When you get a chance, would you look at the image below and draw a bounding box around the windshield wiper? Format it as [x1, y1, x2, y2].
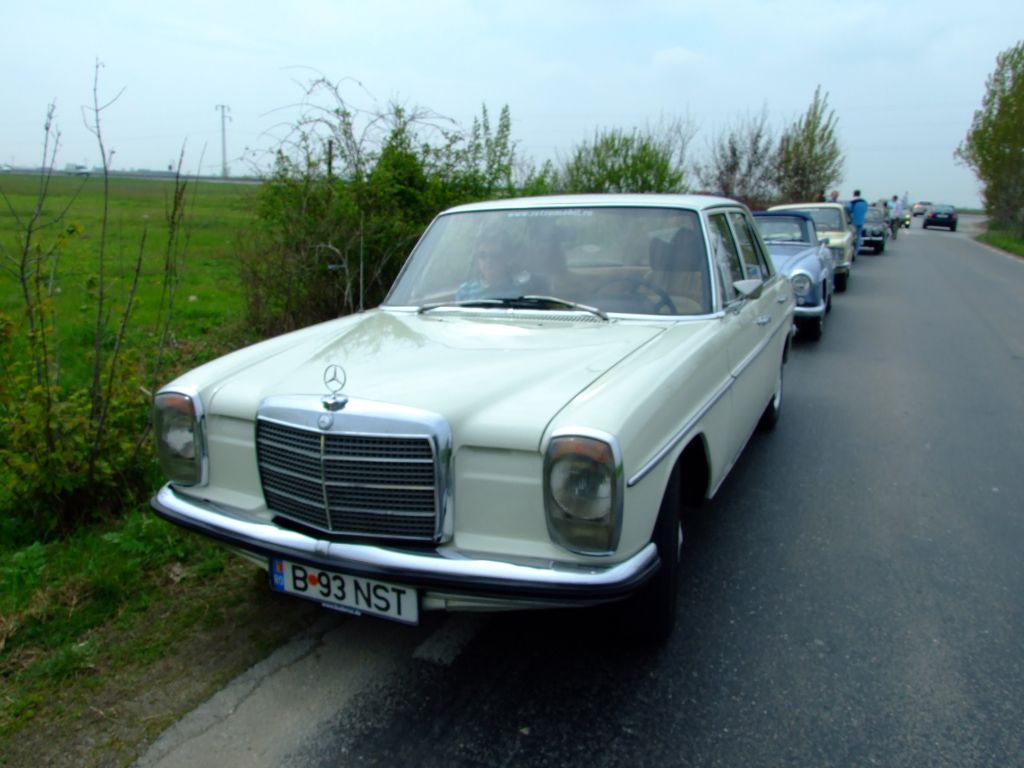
[418, 295, 608, 321]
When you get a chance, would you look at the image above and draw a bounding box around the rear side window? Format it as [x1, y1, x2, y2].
[708, 213, 743, 303]
[727, 211, 772, 281]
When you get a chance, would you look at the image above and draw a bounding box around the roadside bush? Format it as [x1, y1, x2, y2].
[0, 341, 157, 546]
[239, 82, 531, 335]
[0, 83, 191, 545]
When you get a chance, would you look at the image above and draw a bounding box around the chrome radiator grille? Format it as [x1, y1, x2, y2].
[256, 419, 440, 541]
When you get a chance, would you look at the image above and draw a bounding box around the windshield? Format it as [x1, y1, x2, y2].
[755, 217, 811, 243]
[865, 208, 886, 223]
[784, 207, 843, 232]
[385, 206, 713, 316]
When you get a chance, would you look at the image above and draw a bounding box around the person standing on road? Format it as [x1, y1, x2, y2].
[888, 195, 904, 239]
[848, 190, 869, 254]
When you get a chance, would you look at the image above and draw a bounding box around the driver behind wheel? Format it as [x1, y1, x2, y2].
[645, 226, 710, 314]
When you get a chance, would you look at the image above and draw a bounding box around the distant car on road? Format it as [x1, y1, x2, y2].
[862, 206, 889, 254]
[922, 204, 958, 231]
[911, 201, 932, 217]
[754, 211, 834, 341]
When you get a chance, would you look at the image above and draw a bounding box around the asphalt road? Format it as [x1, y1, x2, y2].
[137, 218, 1024, 768]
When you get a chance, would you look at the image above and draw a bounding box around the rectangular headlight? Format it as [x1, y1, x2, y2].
[544, 433, 622, 554]
[153, 391, 206, 486]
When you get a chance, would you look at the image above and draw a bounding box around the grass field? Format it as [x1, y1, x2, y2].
[0, 171, 259, 384]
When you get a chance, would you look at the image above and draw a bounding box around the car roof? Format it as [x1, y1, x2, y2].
[768, 202, 846, 212]
[441, 193, 744, 215]
[753, 210, 815, 223]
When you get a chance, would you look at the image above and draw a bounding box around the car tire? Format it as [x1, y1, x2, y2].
[835, 272, 848, 292]
[951, 224, 957, 232]
[797, 315, 823, 341]
[758, 359, 784, 431]
[619, 469, 683, 643]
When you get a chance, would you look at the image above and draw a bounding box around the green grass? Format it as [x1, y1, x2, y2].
[0, 172, 258, 383]
[977, 227, 1024, 258]
[1, 510, 224, 719]
[0, 513, 316, 766]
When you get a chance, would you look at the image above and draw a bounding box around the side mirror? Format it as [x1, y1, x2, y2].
[734, 279, 764, 299]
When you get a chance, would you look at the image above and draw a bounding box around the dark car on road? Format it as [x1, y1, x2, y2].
[923, 205, 958, 231]
[862, 206, 889, 253]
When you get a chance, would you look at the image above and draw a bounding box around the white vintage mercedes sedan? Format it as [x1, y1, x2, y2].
[151, 194, 794, 640]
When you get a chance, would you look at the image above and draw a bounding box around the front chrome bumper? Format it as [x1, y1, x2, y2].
[151, 484, 660, 610]
[793, 303, 825, 319]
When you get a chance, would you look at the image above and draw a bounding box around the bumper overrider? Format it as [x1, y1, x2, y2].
[793, 302, 825, 319]
[151, 484, 660, 609]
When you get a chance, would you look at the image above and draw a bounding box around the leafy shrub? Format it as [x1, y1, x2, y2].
[0, 340, 158, 546]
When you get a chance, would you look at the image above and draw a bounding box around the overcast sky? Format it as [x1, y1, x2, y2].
[3, 0, 1020, 208]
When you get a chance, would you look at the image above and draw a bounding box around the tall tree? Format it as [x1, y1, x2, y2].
[559, 119, 695, 193]
[955, 41, 1024, 233]
[774, 86, 844, 203]
[695, 107, 777, 209]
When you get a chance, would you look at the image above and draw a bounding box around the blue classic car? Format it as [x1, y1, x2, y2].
[753, 211, 834, 341]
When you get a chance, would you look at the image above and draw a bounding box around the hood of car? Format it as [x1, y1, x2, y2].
[175, 309, 674, 451]
[765, 243, 820, 274]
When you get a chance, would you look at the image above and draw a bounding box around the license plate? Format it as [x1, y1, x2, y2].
[269, 557, 419, 625]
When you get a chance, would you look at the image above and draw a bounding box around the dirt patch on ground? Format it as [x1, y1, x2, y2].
[1, 561, 319, 768]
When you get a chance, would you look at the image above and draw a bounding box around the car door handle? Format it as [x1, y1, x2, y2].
[776, 296, 788, 304]
[756, 315, 771, 326]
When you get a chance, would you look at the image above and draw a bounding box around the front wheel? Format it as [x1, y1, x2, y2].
[835, 271, 848, 292]
[758, 359, 784, 431]
[797, 314, 823, 341]
[619, 471, 683, 642]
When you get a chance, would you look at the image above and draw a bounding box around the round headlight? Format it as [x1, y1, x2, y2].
[544, 434, 622, 554]
[549, 452, 614, 521]
[153, 391, 205, 485]
[791, 274, 812, 297]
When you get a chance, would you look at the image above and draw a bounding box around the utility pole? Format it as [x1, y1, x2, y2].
[215, 104, 231, 177]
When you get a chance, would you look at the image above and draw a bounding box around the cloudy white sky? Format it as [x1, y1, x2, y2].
[3, 0, 1020, 207]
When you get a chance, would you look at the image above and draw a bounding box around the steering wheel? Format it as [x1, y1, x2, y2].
[597, 276, 678, 315]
